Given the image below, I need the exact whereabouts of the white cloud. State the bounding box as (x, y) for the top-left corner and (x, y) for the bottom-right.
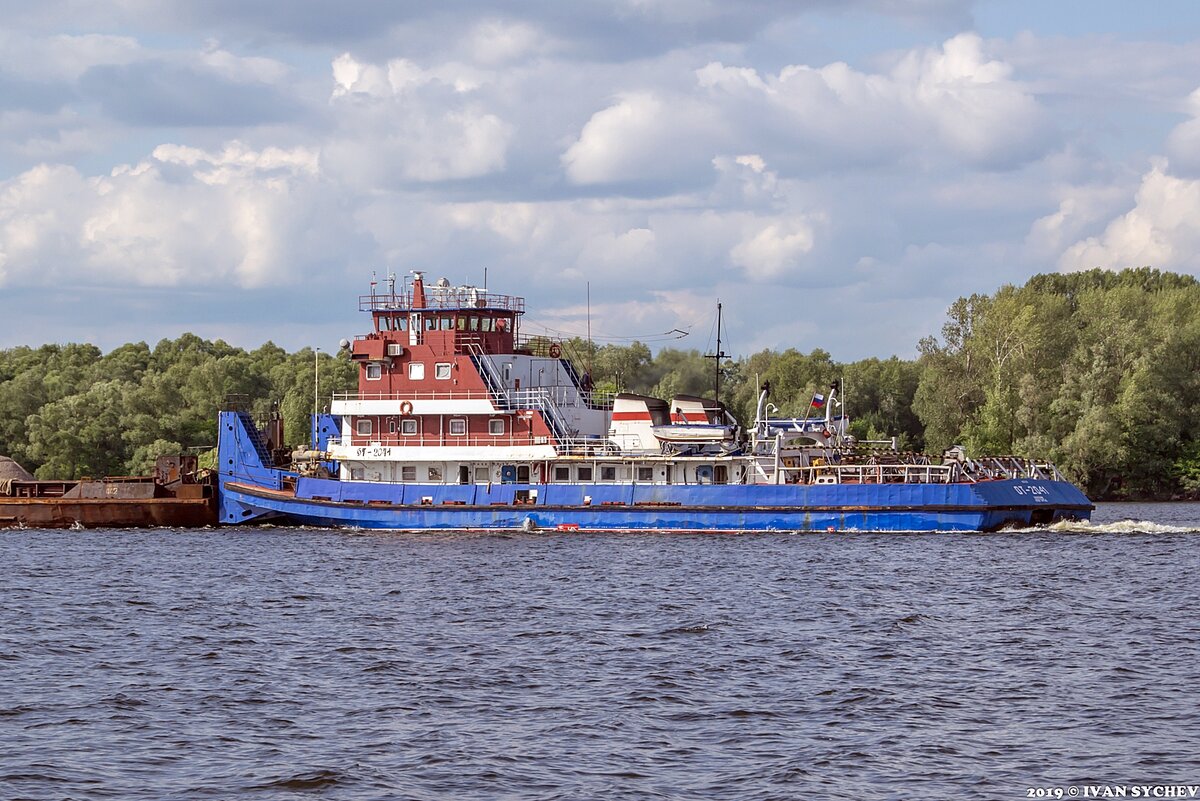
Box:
(1165, 87), (1200, 176)
(465, 19), (545, 66)
(1059, 160), (1200, 274)
(698, 33), (1050, 169)
(0, 31), (142, 81)
(325, 53), (511, 185)
(730, 220), (816, 280)
(0, 141), (355, 290)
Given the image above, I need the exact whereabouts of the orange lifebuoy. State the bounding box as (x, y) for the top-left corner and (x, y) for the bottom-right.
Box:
(400, 400), (414, 416)
(548, 343), (562, 358)
(822, 428), (832, 439)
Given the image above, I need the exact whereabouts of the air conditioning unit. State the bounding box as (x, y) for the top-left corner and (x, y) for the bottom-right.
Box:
(386, 343), (404, 357)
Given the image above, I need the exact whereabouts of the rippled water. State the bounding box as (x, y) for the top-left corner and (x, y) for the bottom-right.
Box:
(3, 502), (1200, 800)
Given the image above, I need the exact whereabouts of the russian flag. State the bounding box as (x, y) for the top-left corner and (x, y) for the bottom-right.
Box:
(810, 393), (826, 409)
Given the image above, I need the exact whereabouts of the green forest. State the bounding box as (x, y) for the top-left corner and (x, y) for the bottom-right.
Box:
(1, 267), (1197, 499)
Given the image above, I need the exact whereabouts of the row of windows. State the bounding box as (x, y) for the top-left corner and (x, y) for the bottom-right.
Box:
(356, 418), (507, 437)
(377, 315), (511, 333)
(352, 464), (726, 484)
(365, 361), (454, 381)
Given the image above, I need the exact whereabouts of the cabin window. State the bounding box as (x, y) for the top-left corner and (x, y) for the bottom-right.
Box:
(637, 466), (653, 482)
(356, 419), (372, 437)
(474, 466), (490, 483)
(448, 419), (467, 436)
(517, 466), (530, 482)
(435, 363), (452, 380)
(481, 318), (494, 332)
(554, 466), (570, 482)
(428, 466), (442, 481)
(440, 317), (453, 331)
(396, 316), (408, 331)
(401, 465), (416, 481)
(488, 419), (504, 436)
(365, 363), (382, 380)
(425, 317), (436, 331)
(714, 465), (728, 484)
(408, 362), (425, 380)
(577, 466), (593, 481)
(388, 418), (397, 434)
(503, 363), (513, 381)
(457, 316), (466, 331)
(401, 418), (418, 435)
(601, 466), (617, 481)
(350, 467), (364, 480)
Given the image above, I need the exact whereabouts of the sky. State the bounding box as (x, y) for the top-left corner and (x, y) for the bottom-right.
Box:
(3, 0), (1200, 360)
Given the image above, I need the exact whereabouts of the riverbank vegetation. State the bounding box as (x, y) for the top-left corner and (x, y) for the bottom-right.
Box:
(1, 268), (1196, 499)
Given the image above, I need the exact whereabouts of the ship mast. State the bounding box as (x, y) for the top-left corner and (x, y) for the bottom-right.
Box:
(704, 301), (727, 403)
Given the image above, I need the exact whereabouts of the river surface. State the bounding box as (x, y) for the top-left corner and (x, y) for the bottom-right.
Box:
(3, 502), (1199, 800)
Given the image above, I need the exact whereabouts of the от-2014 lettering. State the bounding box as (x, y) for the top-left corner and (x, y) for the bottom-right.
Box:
(1013, 484), (1050, 502)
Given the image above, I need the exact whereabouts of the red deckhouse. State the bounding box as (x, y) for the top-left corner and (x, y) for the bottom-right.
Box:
(332, 273), (602, 476)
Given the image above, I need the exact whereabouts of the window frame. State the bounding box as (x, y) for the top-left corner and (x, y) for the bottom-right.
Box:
(356, 418), (373, 437)
(365, 363), (382, 381)
(434, 362), (452, 380)
(408, 362), (425, 380)
(400, 418), (418, 436)
(448, 418), (467, 436)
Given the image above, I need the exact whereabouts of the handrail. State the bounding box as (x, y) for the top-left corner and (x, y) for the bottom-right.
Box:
(327, 435), (621, 455)
(360, 290), (525, 312)
(783, 462), (958, 484)
(333, 389), (499, 401)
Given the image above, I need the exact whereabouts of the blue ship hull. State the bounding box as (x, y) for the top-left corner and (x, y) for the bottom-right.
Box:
(217, 413), (1093, 533)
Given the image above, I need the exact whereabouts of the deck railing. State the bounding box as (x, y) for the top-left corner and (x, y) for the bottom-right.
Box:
(330, 387), (616, 409)
(359, 290), (525, 312)
(327, 435), (621, 456)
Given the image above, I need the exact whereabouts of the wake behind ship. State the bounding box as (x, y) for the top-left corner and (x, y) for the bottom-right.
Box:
(217, 273), (1092, 532)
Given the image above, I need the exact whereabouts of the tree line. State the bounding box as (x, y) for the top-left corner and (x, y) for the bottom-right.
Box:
(1, 267), (1196, 498)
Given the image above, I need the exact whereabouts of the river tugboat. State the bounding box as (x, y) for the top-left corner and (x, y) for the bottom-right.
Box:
(217, 273), (1093, 532)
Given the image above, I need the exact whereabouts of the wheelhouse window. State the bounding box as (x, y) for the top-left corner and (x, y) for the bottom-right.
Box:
(601, 466), (617, 481)
(488, 419), (505, 436)
(365, 363), (382, 380)
(577, 466), (593, 481)
(401, 465), (416, 481)
(401, 419), (418, 435)
(637, 466), (653, 482)
(448, 419), (467, 436)
(435, 363), (452, 380)
(440, 317), (453, 330)
(481, 318), (494, 332)
(408, 362), (425, 380)
(356, 419), (372, 436)
(554, 466), (570, 482)
(474, 466), (489, 483)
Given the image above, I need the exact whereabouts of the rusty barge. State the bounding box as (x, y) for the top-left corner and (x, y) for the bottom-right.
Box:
(0, 455), (217, 529)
